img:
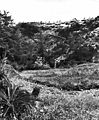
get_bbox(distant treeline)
[0,11,99,70]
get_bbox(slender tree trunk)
[54,60,57,69]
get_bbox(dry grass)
[19,63,99,91]
[3,63,99,120]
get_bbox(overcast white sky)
[0,0,99,23]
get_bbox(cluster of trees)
[0,11,99,70]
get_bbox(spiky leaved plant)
[0,58,33,120]
[0,82,32,120]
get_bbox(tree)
[16,22,39,38]
[0,11,14,46]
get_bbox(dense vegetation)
[0,11,99,71]
[1,10,99,120]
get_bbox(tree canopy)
[0,11,99,70]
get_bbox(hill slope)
[3,63,99,120]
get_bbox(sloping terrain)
[20,63,99,91]
[3,63,99,119]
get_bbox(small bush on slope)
[0,83,32,120]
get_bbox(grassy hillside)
[20,63,99,91]
[3,63,99,120]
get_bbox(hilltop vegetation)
[0,11,99,70]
